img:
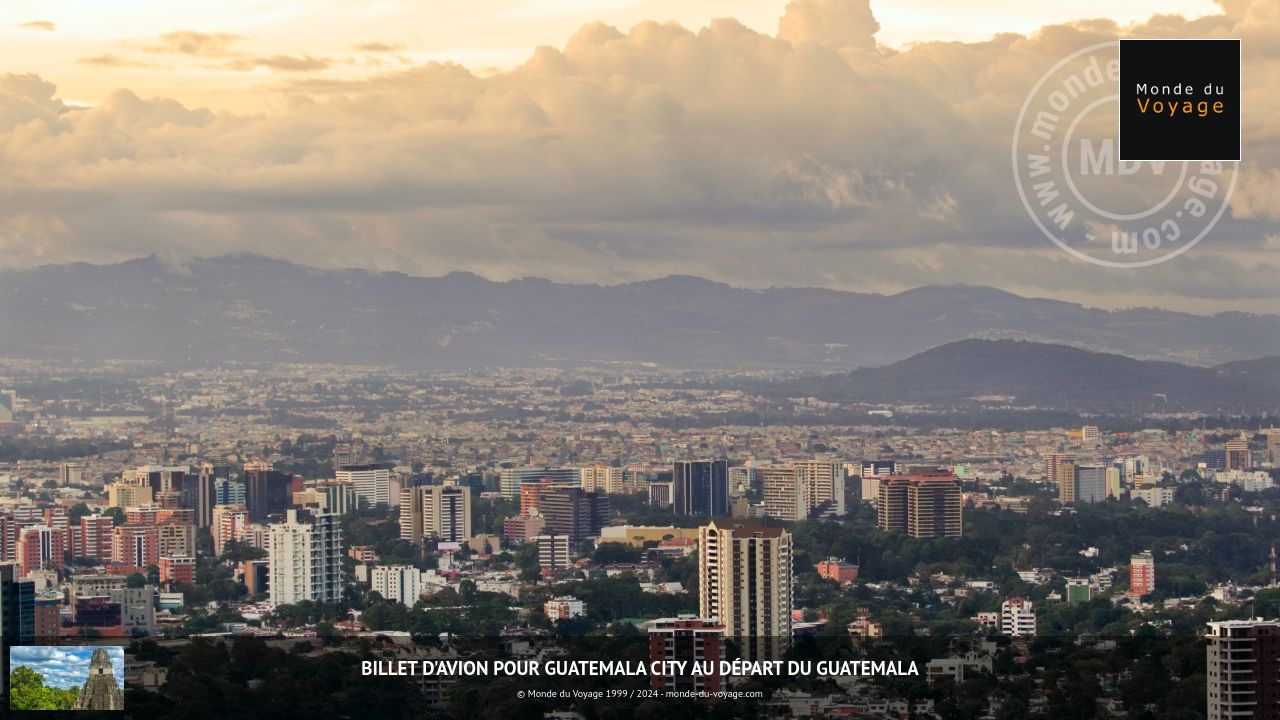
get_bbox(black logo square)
[1119,39,1240,161]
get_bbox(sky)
[10,646,125,690]
[1,0,1278,314]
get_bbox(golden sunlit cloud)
[17,20,55,31]
[0,0,1276,313]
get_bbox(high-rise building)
[159,555,195,585]
[540,487,610,544]
[79,515,115,564]
[111,524,158,569]
[0,562,35,640]
[1000,597,1036,637]
[211,504,252,556]
[648,481,674,508]
[337,463,395,508]
[1226,436,1251,472]
[371,565,424,606]
[0,562,35,696]
[1105,467,1123,499]
[107,483,153,508]
[536,534,572,576]
[876,470,963,538]
[698,520,792,661]
[1074,464,1107,504]
[195,463,233,529]
[400,481,473,544]
[129,465,189,497]
[244,461,294,522]
[1266,430,1280,465]
[647,616,724,694]
[1206,620,1280,720]
[499,467,580,500]
[294,480,356,516]
[268,509,343,606]
[579,465,624,494]
[1081,425,1101,444]
[156,522,195,559]
[1130,551,1155,597]
[17,525,64,576]
[674,460,729,516]
[1045,453,1078,503]
[859,460,896,504]
[760,462,846,520]
[59,463,84,487]
[760,466,808,521]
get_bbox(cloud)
[144,31,243,58]
[18,21,56,32]
[354,42,406,53]
[77,54,159,69]
[1,1,1280,312]
[778,0,880,50]
[226,55,332,72]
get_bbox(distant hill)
[1,254,1279,370]
[775,339,1280,413]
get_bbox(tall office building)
[268,509,343,606]
[499,467,580,500]
[129,465,190,497]
[1226,436,1252,472]
[1206,620,1280,720]
[876,471,962,538]
[0,562,35,640]
[1074,464,1107,504]
[0,562,35,696]
[579,465,624,494]
[540,487,610,544]
[1045,453,1077,503]
[1130,551,1155,597]
[674,460,729,516]
[296,480,356,516]
[647,616,724,694]
[371,565,424,606]
[698,520,793,661]
[244,461,295,522]
[195,463,230,528]
[1266,430,1280,465]
[400,481,473,544]
[59,463,84,487]
[338,463,395,508]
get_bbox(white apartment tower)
[268,509,343,606]
[698,520,793,661]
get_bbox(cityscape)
[0,356,1278,718]
[4,0,1280,718]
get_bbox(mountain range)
[1,254,1278,370]
[774,339,1280,413]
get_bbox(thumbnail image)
[9,646,124,711]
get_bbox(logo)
[1012,41,1237,268]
